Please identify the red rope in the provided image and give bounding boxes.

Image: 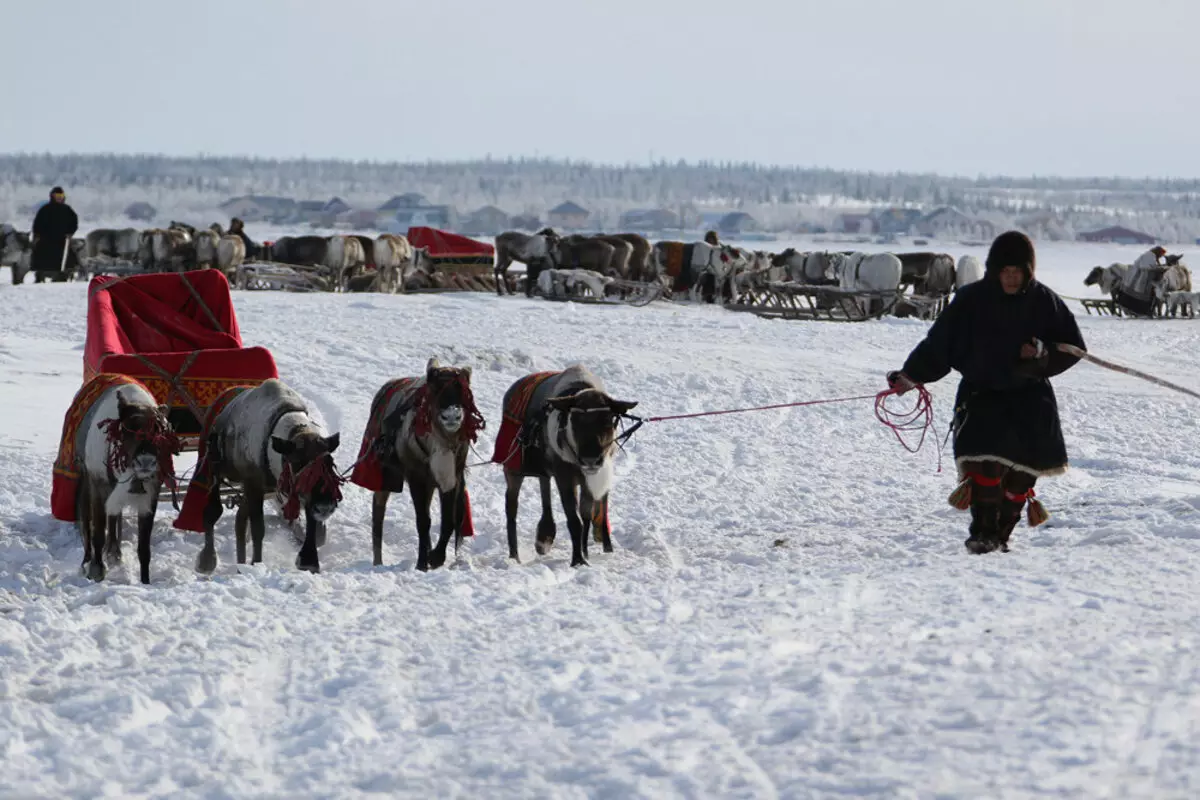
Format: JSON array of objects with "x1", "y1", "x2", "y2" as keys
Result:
[
  {"x1": 640, "y1": 385, "x2": 941, "y2": 471},
  {"x1": 873, "y1": 384, "x2": 941, "y2": 472}
]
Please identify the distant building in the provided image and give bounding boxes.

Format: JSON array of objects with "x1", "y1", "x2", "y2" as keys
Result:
[
  {"x1": 219, "y1": 195, "x2": 297, "y2": 223},
  {"x1": 916, "y1": 206, "x2": 997, "y2": 240},
  {"x1": 297, "y1": 196, "x2": 353, "y2": 225},
  {"x1": 619, "y1": 208, "x2": 681, "y2": 231},
  {"x1": 871, "y1": 207, "x2": 923, "y2": 235},
  {"x1": 336, "y1": 209, "x2": 384, "y2": 229},
  {"x1": 378, "y1": 193, "x2": 428, "y2": 212},
  {"x1": 1077, "y1": 225, "x2": 1156, "y2": 245},
  {"x1": 716, "y1": 211, "x2": 758, "y2": 234},
  {"x1": 123, "y1": 201, "x2": 156, "y2": 222},
  {"x1": 390, "y1": 205, "x2": 457, "y2": 230},
  {"x1": 547, "y1": 201, "x2": 590, "y2": 229},
  {"x1": 833, "y1": 213, "x2": 874, "y2": 234},
  {"x1": 460, "y1": 205, "x2": 511, "y2": 235},
  {"x1": 511, "y1": 213, "x2": 542, "y2": 231}
]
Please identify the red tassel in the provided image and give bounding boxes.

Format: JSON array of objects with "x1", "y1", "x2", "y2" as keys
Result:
[
  {"x1": 948, "y1": 477, "x2": 972, "y2": 510},
  {"x1": 1026, "y1": 495, "x2": 1049, "y2": 527}
]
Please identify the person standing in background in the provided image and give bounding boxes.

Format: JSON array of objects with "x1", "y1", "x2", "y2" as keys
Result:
[{"x1": 31, "y1": 186, "x2": 79, "y2": 283}]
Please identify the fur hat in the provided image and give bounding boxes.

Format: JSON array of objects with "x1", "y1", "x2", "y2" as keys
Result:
[
  {"x1": 49, "y1": 186, "x2": 64, "y2": 198},
  {"x1": 985, "y1": 230, "x2": 1036, "y2": 281}
]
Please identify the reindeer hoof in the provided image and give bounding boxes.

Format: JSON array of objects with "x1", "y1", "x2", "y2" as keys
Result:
[
  {"x1": 195, "y1": 549, "x2": 218, "y2": 575},
  {"x1": 570, "y1": 556, "x2": 589, "y2": 568},
  {"x1": 85, "y1": 560, "x2": 106, "y2": 582},
  {"x1": 295, "y1": 554, "x2": 320, "y2": 574},
  {"x1": 428, "y1": 549, "x2": 447, "y2": 570}
]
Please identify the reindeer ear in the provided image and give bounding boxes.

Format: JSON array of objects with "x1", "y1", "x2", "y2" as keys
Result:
[
  {"x1": 426, "y1": 357, "x2": 440, "y2": 376},
  {"x1": 271, "y1": 436, "x2": 295, "y2": 455},
  {"x1": 324, "y1": 432, "x2": 340, "y2": 452},
  {"x1": 546, "y1": 394, "x2": 577, "y2": 412},
  {"x1": 461, "y1": 365, "x2": 472, "y2": 380},
  {"x1": 609, "y1": 399, "x2": 639, "y2": 415}
]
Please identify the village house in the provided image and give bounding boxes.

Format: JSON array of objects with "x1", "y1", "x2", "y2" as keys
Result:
[
  {"x1": 510, "y1": 213, "x2": 542, "y2": 231},
  {"x1": 123, "y1": 201, "x2": 156, "y2": 222},
  {"x1": 916, "y1": 206, "x2": 997, "y2": 240},
  {"x1": 833, "y1": 213, "x2": 874, "y2": 234},
  {"x1": 547, "y1": 201, "x2": 590, "y2": 229},
  {"x1": 218, "y1": 195, "x2": 298, "y2": 223},
  {"x1": 716, "y1": 211, "x2": 758, "y2": 235},
  {"x1": 871, "y1": 207, "x2": 923, "y2": 235},
  {"x1": 377, "y1": 192, "x2": 456, "y2": 230},
  {"x1": 460, "y1": 205, "x2": 511, "y2": 235},
  {"x1": 1076, "y1": 225, "x2": 1156, "y2": 245},
  {"x1": 619, "y1": 208, "x2": 681, "y2": 231}
]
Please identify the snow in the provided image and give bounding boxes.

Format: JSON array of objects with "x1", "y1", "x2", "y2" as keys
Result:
[{"x1": 2, "y1": 240, "x2": 1200, "y2": 798}]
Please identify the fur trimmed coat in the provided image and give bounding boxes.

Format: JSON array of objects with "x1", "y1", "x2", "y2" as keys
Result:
[{"x1": 901, "y1": 275, "x2": 1085, "y2": 477}]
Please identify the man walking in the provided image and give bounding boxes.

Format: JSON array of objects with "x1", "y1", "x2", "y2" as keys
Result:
[{"x1": 31, "y1": 186, "x2": 79, "y2": 283}]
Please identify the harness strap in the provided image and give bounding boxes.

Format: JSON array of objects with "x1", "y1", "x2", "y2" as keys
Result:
[
  {"x1": 179, "y1": 272, "x2": 226, "y2": 333},
  {"x1": 130, "y1": 350, "x2": 204, "y2": 423}
]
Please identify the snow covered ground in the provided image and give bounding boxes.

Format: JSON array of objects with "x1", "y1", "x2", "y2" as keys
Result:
[{"x1": 2, "y1": 241, "x2": 1200, "y2": 798}]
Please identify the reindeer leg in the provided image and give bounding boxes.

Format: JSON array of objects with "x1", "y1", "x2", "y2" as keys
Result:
[
  {"x1": 409, "y1": 475, "x2": 435, "y2": 571},
  {"x1": 79, "y1": 481, "x2": 94, "y2": 575},
  {"x1": 87, "y1": 510, "x2": 111, "y2": 582},
  {"x1": 295, "y1": 509, "x2": 320, "y2": 573},
  {"x1": 505, "y1": 470, "x2": 524, "y2": 561},
  {"x1": 104, "y1": 510, "x2": 124, "y2": 565},
  {"x1": 136, "y1": 494, "x2": 158, "y2": 585},
  {"x1": 235, "y1": 497, "x2": 250, "y2": 565},
  {"x1": 580, "y1": 489, "x2": 596, "y2": 546},
  {"x1": 535, "y1": 475, "x2": 557, "y2": 556},
  {"x1": 196, "y1": 485, "x2": 223, "y2": 574},
  {"x1": 429, "y1": 488, "x2": 457, "y2": 570},
  {"x1": 371, "y1": 490, "x2": 390, "y2": 567},
  {"x1": 554, "y1": 470, "x2": 587, "y2": 568},
  {"x1": 247, "y1": 488, "x2": 267, "y2": 565},
  {"x1": 599, "y1": 495, "x2": 613, "y2": 554}
]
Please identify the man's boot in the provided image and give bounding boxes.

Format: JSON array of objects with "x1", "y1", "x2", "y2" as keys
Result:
[
  {"x1": 962, "y1": 469, "x2": 1005, "y2": 554},
  {"x1": 997, "y1": 474, "x2": 1038, "y2": 553}
]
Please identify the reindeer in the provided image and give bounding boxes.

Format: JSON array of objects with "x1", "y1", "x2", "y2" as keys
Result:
[
  {"x1": 189, "y1": 379, "x2": 342, "y2": 574},
  {"x1": 354, "y1": 359, "x2": 485, "y2": 571},
  {"x1": 494, "y1": 365, "x2": 637, "y2": 567},
  {"x1": 63, "y1": 377, "x2": 181, "y2": 583}
]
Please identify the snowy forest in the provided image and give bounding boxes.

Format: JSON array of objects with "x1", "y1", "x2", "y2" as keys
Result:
[{"x1": 3, "y1": 152, "x2": 1200, "y2": 241}]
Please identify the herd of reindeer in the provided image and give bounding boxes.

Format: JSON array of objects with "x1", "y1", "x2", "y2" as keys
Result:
[
  {"x1": 8, "y1": 216, "x2": 1192, "y2": 317},
  {"x1": 2, "y1": 218, "x2": 980, "y2": 315}
]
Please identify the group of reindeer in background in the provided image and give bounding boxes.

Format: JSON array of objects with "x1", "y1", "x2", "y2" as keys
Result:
[
  {"x1": 1084, "y1": 253, "x2": 1196, "y2": 318},
  {"x1": 494, "y1": 227, "x2": 981, "y2": 314}
]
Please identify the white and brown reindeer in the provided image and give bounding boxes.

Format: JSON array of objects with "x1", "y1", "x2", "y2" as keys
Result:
[
  {"x1": 495, "y1": 365, "x2": 638, "y2": 567},
  {"x1": 64, "y1": 377, "x2": 181, "y2": 583},
  {"x1": 188, "y1": 379, "x2": 343, "y2": 574},
  {"x1": 353, "y1": 359, "x2": 485, "y2": 571}
]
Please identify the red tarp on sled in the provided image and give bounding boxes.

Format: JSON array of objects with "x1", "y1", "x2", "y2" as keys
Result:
[
  {"x1": 406, "y1": 226, "x2": 494, "y2": 269},
  {"x1": 84, "y1": 272, "x2": 278, "y2": 425}
]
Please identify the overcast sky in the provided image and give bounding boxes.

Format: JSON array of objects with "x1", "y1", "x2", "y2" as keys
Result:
[{"x1": 3, "y1": 0, "x2": 1196, "y2": 178}]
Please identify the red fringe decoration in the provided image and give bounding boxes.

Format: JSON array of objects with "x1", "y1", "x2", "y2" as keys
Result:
[
  {"x1": 97, "y1": 412, "x2": 183, "y2": 495},
  {"x1": 278, "y1": 454, "x2": 345, "y2": 523}
]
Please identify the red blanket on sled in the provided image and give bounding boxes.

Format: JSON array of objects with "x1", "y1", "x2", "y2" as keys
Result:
[
  {"x1": 349, "y1": 378, "x2": 475, "y2": 537},
  {"x1": 51, "y1": 374, "x2": 147, "y2": 522},
  {"x1": 490, "y1": 371, "x2": 560, "y2": 473},
  {"x1": 172, "y1": 385, "x2": 253, "y2": 532},
  {"x1": 84, "y1": 272, "x2": 277, "y2": 410}
]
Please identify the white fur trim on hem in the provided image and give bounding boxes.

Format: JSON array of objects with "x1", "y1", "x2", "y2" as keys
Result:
[{"x1": 955, "y1": 455, "x2": 1067, "y2": 480}]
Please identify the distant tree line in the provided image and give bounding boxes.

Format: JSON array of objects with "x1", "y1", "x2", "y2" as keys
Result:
[{"x1": 2, "y1": 152, "x2": 1199, "y2": 240}]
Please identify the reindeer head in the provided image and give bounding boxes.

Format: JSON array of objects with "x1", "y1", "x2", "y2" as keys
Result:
[
  {"x1": 272, "y1": 429, "x2": 342, "y2": 522},
  {"x1": 106, "y1": 391, "x2": 179, "y2": 493},
  {"x1": 419, "y1": 358, "x2": 485, "y2": 442},
  {"x1": 546, "y1": 389, "x2": 638, "y2": 474},
  {"x1": 1084, "y1": 266, "x2": 1104, "y2": 287}
]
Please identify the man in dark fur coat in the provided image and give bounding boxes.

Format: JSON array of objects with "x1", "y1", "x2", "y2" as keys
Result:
[
  {"x1": 887, "y1": 231, "x2": 1086, "y2": 554},
  {"x1": 31, "y1": 186, "x2": 79, "y2": 282}
]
